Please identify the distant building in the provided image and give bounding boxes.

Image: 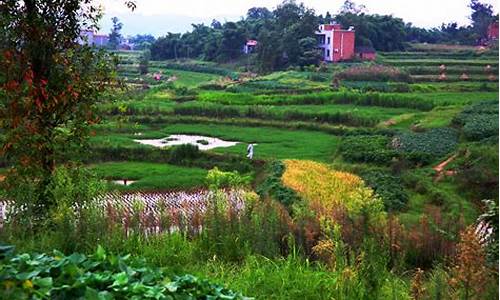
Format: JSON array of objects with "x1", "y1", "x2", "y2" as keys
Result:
[
  {"x1": 316, "y1": 23, "x2": 355, "y2": 62},
  {"x1": 79, "y1": 29, "x2": 94, "y2": 45},
  {"x1": 487, "y1": 21, "x2": 499, "y2": 41},
  {"x1": 243, "y1": 40, "x2": 258, "y2": 54},
  {"x1": 78, "y1": 30, "x2": 109, "y2": 47},
  {"x1": 93, "y1": 34, "x2": 109, "y2": 47},
  {"x1": 355, "y1": 46, "x2": 376, "y2": 60}
]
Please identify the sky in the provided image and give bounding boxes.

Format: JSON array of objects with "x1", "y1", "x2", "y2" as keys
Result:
[{"x1": 96, "y1": 0, "x2": 499, "y2": 36}]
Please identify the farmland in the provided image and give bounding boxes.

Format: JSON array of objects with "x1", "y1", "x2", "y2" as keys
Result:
[{"x1": 1, "y1": 44, "x2": 498, "y2": 299}]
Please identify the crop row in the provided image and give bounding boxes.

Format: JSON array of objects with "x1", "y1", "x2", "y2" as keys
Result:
[
  {"x1": 196, "y1": 91, "x2": 435, "y2": 110},
  {"x1": 172, "y1": 103, "x2": 380, "y2": 127},
  {"x1": 384, "y1": 59, "x2": 498, "y2": 67}
]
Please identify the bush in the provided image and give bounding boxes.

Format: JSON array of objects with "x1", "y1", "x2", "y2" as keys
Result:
[
  {"x1": 391, "y1": 128, "x2": 459, "y2": 164},
  {"x1": 257, "y1": 161, "x2": 301, "y2": 208},
  {"x1": 455, "y1": 143, "x2": 499, "y2": 200},
  {"x1": 339, "y1": 135, "x2": 397, "y2": 164},
  {"x1": 168, "y1": 144, "x2": 201, "y2": 164},
  {"x1": 453, "y1": 101, "x2": 499, "y2": 141},
  {"x1": 361, "y1": 170, "x2": 409, "y2": 211}
]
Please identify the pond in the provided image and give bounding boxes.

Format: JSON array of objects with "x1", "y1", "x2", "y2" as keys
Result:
[{"x1": 133, "y1": 134, "x2": 239, "y2": 150}]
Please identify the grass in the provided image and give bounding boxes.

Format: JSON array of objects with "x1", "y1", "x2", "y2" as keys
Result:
[
  {"x1": 150, "y1": 68, "x2": 221, "y2": 87},
  {"x1": 381, "y1": 106, "x2": 463, "y2": 129},
  {"x1": 91, "y1": 162, "x2": 208, "y2": 191},
  {"x1": 116, "y1": 123, "x2": 340, "y2": 161}
]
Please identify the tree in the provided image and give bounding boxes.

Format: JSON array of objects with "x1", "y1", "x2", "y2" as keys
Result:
[
  {"x1": 218, "y1": 22, "x2": 246, "y2": 61},
  {"x1": 469, "y1": 0, "x2": 496, "y2": 40},
  {"x1": 298, "y1": 37, "x2": 321, "y2": 66},
  {"x1": 0, "y1": 0, "x2": 122, "y2": 215},
  {"x1": 339, "y1": 0, "x2": 367, "y2": 15},
  {"x1": 129, "y1": 34, "x2": 156, "y2": 50},
  {"x1": 211, "y1": 19, "x2": 222, "y2": 29},
  {"x1": 335, "y1": 12, "x2": 407, "y2": 51},
  {"x1": 108, "y1": 16, "x2": 123, "y2": 50},
  {"x1": 247, "y1": 7, "x2": 272, "y2": 20}
]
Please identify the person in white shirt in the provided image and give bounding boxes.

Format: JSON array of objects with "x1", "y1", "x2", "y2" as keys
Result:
[{"x1": 246, "y1": 143, "x2": 254, "y2": 160}]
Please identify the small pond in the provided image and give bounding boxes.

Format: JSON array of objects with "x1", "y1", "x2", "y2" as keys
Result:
[{"x1": 133, "y1": 134, "x2": 239, "y2": 150}]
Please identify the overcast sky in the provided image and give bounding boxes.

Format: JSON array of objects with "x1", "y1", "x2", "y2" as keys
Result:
[{"x1": 96, "y1": 0, "x2": 499, "y2": 36}]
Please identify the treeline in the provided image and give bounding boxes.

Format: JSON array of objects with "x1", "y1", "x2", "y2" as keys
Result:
[{"x1": 147, "y1": 0, "x2": 498, "y2": 71}]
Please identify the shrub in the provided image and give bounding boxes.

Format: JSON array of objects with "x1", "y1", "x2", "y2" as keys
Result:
[
  {"x1": 339, "y1": 135, "x2": 397, "y2": 164},
  {"x1": 391, "y1": 128, "x2": 459, "y2": 164},
  {"x1": 455, "y1": 143, "x2": 499, "y2": 200},
  {"x1": 361, "y1": 170, "x2": 409, "y2": 211},
  {"x1": 256, "y1": 161, "x2": 301, "y2": 208},
  {"x1": 168, "y1": 144, "x2": 201, "y2": 164},
  {"x1": 453, "y1": 101, "x2": 499, "y2": 141}
]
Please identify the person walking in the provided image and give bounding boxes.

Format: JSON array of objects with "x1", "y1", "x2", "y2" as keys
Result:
[{"x1": 246, "y1": 143, "x2": 254, "y2": 160}]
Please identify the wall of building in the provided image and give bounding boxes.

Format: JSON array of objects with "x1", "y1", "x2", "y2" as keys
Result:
[
  {"x1": 317, "y1": 25, "x2": 355, "y2": 62},
  {"x1": 332, "y1": 30, "x2": 355, "y2": 62}
]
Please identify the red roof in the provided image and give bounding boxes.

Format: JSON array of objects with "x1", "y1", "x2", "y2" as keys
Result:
[{"x1": 246, "y1": 40, "x2": 257, "y2": 46}]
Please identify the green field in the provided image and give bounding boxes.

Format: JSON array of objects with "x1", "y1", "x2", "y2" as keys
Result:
[{"x1": 92, "y1": 162, "x2": 207, "y2": 191}]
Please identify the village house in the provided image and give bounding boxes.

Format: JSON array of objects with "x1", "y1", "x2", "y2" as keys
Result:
[
  {"x1": 316, "y1": 23, "x2": 376, "y2": 62},
  {"x1": 355, "y1": 46, "x2": 377, "y2": 60},
  {"x1": 243, "y1": 40, "x2": 258, "y2": 54},
  {"x1": 487, "y1": 21, "x2": 499, "y2": 41},
  {"x1": 316, "y1": 23, "x2": 355, "y2": 62},
  {"x1": 78, "y1": 30, "x2": 109, "y2": 47}
]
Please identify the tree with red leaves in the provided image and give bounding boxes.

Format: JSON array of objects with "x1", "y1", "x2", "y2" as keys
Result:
[{"x1": 0, "y1": 1, "x2": 134, "y2": 215}]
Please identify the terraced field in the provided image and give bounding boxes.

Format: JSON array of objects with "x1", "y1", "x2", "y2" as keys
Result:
[{"x1": 87, "y1": 47, "x2": 498, "y2": 227}]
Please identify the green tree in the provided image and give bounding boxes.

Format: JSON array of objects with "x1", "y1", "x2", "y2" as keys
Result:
[
  {"x1": 298, "y1": 37, "x2": 321, "y2": 66},
  {"x1": 129, "y1": 34, "x2": 155, "y2": 50},
  {"x1": 218, "y1": 22, "x2": 246, "y2": 61},
  {"x1": 108, "y1": 16, "x2": 123, "y2": 50},
  {"x1": 469, "y1": 0, "x2": 497, "y2": 40},
  {"x1": 0, "y1": 0, "x2": 124, "y2": 215}
]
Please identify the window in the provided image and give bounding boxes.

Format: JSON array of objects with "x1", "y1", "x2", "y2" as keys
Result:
[
  {"x1": 326, "y1": 49, "x2": 330, "y2": 58},
  {"x1": 327, "y1": 37, "x2": 330, "y2": 44}
]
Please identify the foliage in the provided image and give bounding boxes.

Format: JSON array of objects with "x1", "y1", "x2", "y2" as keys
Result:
[
  {"x1": 339, "y1": 135, "x2": 397, "y2": 164},
  {"x1": 168, "y1": 144, "x2": 201, "y2": 164},
  {"x1": 256, "y1": 161, "x2": 301, "y2": 207},
  {"x1": 108, "y1": 17, "x2": 123, "y2": 50},
  {"x1": 129, "y1": 34, "x2": 156, "y2": 50},
  {"x1": 0, "y1": 246, "x2": 250, "y2": 299},
  {"x1": 450, "y1": 226, "x2": 492, "y2": 300},
  {"x1": 361, "y1": 170, "x2": 409, "y2": 211},
  {"x1": 454, "y1": 142, "x2": 499, "y2": 200},
  {"x1": 0, "y1": 0, "x2": 118, "y2": 213},
  {"x1": 392, "y1": 128, "x2": 459, "y2": 164},
  {"x1": 335, "y1": 8, "x2": 407, "y2": 51},
  {"x1": 205, "y1": 167, "x2": 251, "y2": 190},
  {"x1": 453, "y1": 101, "x2": 499, "y2": 141}
]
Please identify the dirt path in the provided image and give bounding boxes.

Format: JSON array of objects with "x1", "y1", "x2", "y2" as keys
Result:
[{"x1": 433, "y1": 154, "x2": 458, "y2": 181}]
